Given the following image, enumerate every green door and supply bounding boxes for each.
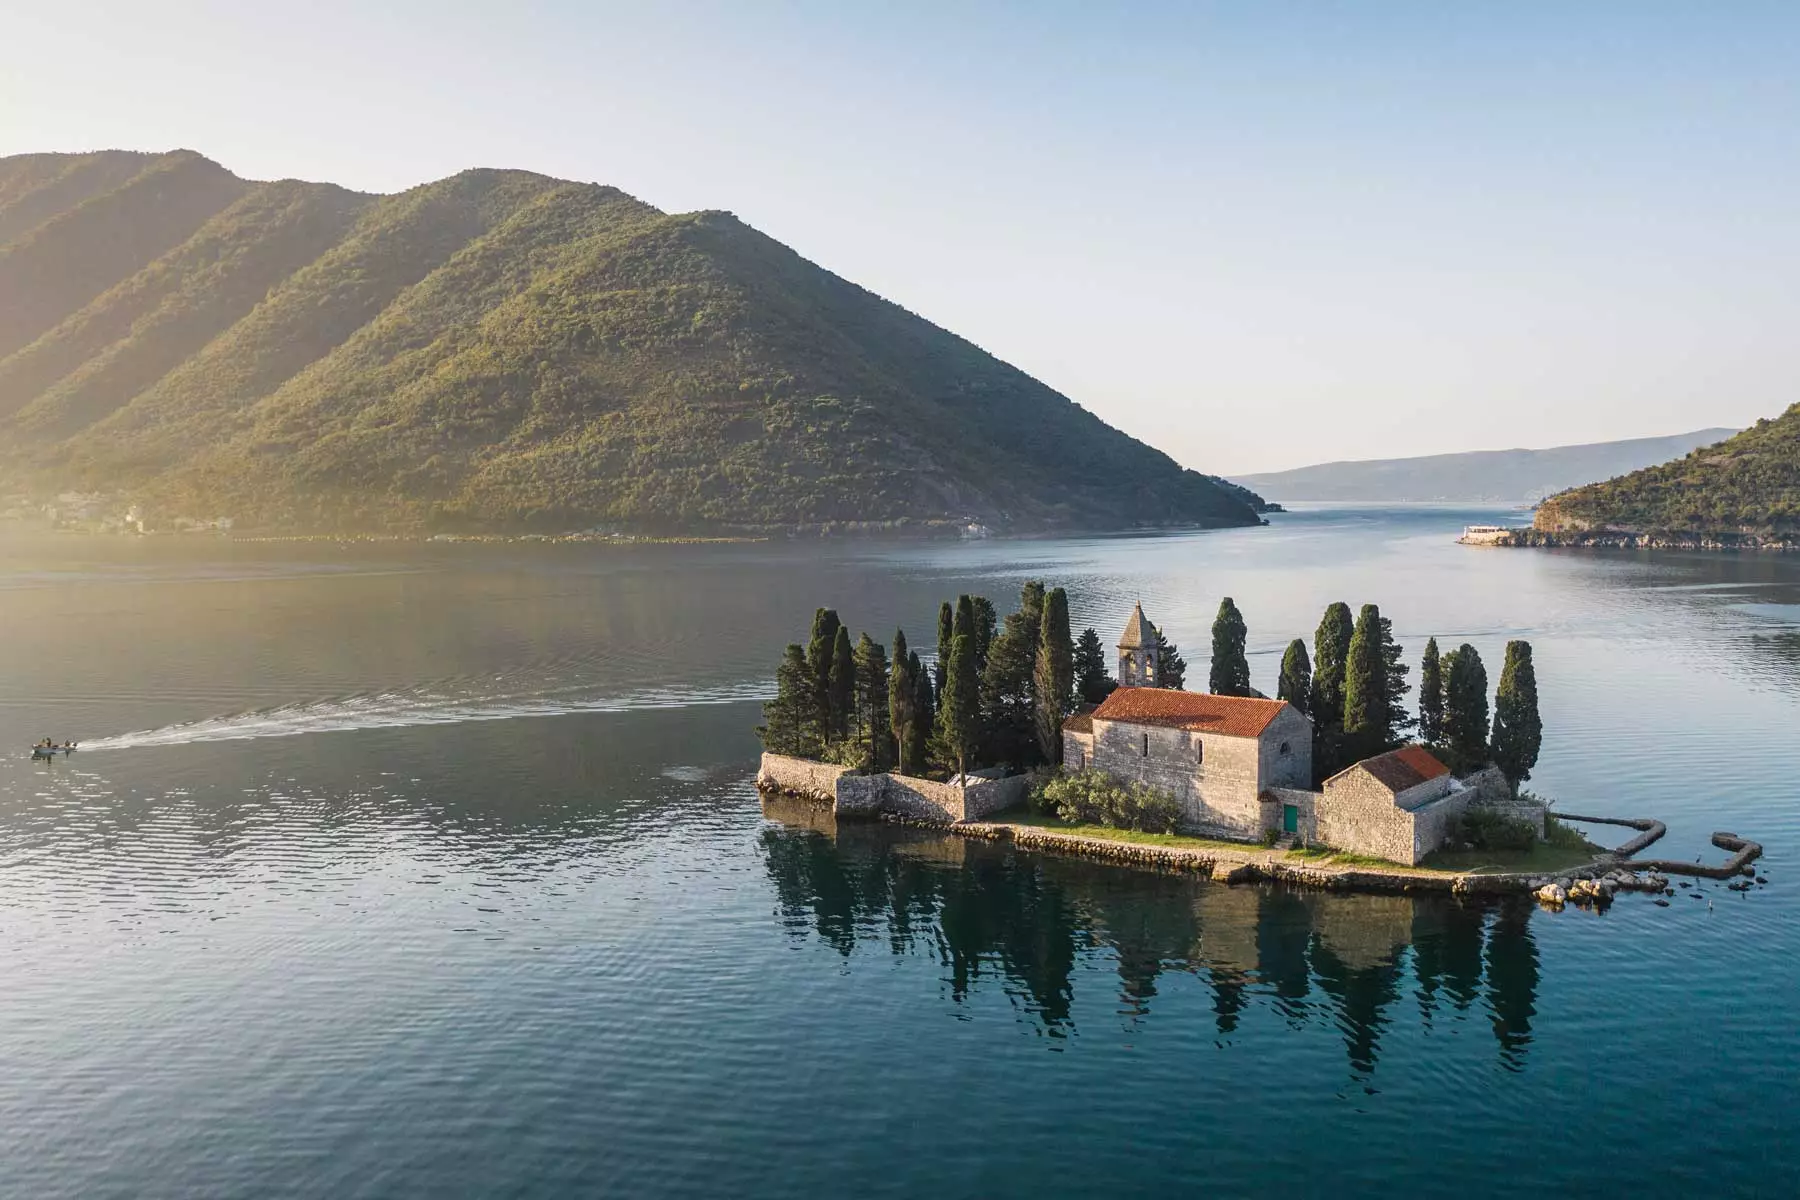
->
[1282,804,1299,834]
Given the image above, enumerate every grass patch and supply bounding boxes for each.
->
[1285,846,1431,871]
[1422,818,1605,875]
[1002,812,1254,853]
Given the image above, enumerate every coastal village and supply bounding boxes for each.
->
[758,594,1761,903]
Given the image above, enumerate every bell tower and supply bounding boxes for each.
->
[1118,602,1162,687]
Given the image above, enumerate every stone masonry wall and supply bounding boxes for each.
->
[1063,728,1095,770]
[830,770,1031,823]
[1088,719,1266,837]
[758,753,853,803]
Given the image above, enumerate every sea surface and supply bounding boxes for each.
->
[1,505,1796,1198]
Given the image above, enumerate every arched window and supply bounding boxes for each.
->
[1195,738,1204,765]
[1279,741,1291,755]
[1141,733,1149,757]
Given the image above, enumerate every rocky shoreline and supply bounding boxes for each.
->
[859,809,1765,909]
[1493,529,1798,552]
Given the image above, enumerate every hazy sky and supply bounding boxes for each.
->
[4,1,1796,473]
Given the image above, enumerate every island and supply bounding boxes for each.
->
[755,588,1763,906]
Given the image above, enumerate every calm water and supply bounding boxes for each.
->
[1,506,1796,1197]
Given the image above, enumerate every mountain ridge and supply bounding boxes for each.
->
[1231,428,1740,503]
[0,150,1265,534]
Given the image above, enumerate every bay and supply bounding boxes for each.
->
[1,504,1795,1198]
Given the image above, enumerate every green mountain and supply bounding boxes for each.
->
[1534,405,1800,541]
[0,150,1264,535]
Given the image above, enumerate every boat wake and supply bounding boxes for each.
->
[75,681,775,751]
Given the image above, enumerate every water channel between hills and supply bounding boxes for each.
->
[0,504,1795,1197]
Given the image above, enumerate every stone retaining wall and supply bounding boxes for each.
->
[756,753,852,802]
[758,753,1029,823]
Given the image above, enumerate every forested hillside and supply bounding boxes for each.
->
[1534,405,1800,540]
[0,150,1264,534]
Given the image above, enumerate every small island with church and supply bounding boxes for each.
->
[756,586,1761,904]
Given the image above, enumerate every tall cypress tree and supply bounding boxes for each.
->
[931,632,980,779]
[1418,636,1445,749]
[806,608,841,746]
[828,625,856,744]
[889,630,916,775]
[757,644,813,756]
[1490,640,1542,789]
[1209,597,1253,696]
[1310,602,1354,781]
[1442,644,1491,774]
[908,650,933,775]
[971,596,998,676]
[934,601,954,700]
[1034,587,1074,762]
[1342,604,1383,759]
[1311,602,1354,724]
[1277,639,1311,714]
[1073,627,1114,704]
[853,633,890,771]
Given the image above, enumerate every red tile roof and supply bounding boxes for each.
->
[1327,744,1450,793]
[1062,712,1095,734]
[1090,687,1290,739]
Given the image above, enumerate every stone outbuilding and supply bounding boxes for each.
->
[1265,745,1511,866]
[1062,685,1313,838]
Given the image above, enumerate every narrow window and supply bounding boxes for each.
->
[1195,738,1204,765]
[1141,733,1149,757]
[1279,741,1291,755]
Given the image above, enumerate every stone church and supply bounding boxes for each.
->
[1064,602,1314,838]
[1063,603,1532,862]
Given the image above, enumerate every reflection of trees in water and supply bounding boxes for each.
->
[760,802,1542,1073]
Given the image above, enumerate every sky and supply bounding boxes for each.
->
[3,1,1797,473]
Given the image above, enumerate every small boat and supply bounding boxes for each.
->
[29,743,77,760]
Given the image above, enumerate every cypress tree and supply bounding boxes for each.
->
[889,630,916,774]
[1209,597,1252,696]
[1442,644,1491,774]
[828,625,856,744]
[931,632,980,779]
[1277,639,1311,714]
[1073,627,1114,704]
[1034,587,1074,762]
[1490,640,1542,789]
[807,607,842,746]
[971,596,998,676]
[908,650,933,774]
[1311,602,1354,724]
[1310,602,1354,781]
[934,601,953,699]
[1418,637,1445,749]
[757,644,813,756]
[853,633,890,771]
[1342,604,1383,759]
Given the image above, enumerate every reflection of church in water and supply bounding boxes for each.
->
[760,796,1541,1076]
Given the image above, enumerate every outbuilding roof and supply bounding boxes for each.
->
[1327,744,1450,793]
[1062,711,1095,734]
[1090,686,1291,739]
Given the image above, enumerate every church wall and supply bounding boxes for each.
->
[1255,706,1313,792]
[1088,718,1265,838]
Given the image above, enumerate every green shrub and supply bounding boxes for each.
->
[1034,768,1182,834]
[1452,808,1537,853]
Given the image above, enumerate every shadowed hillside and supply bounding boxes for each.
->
[0,151,1264,535]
